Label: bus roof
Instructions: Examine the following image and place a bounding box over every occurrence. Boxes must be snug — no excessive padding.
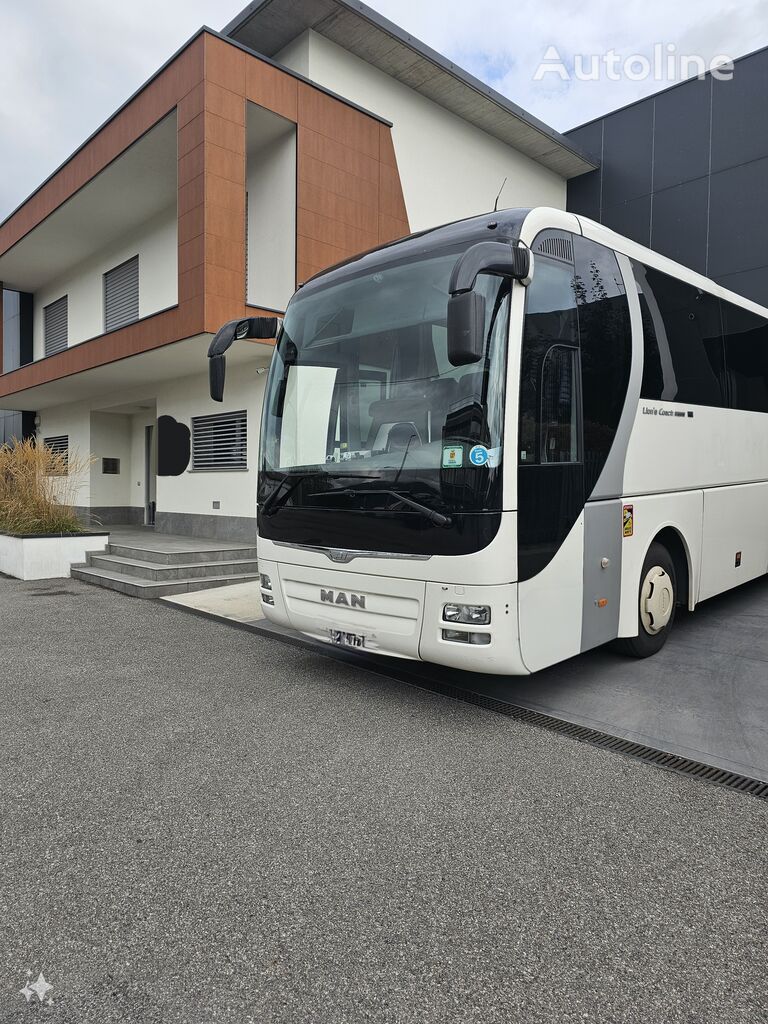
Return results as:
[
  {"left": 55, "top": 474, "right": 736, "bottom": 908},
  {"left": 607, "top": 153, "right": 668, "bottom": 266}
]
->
[{"left": 299, "top": 205, "right": 768, "bottom": 319}]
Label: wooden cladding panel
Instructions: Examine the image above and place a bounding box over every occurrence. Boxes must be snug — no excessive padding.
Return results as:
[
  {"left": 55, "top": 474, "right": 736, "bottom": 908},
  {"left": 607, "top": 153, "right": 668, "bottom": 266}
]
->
[
  {"left": 297, "top": 85, "right": 379, "bottom": 161},
  {"left": 244, "top": 58, "right": 298, "bottom": 122},
  {"left": 296, "top": 116, "right": 410, "bottom": 280},
  {"left": 201, "top": 37, "right": 247, "bottom": 334},
  {"left": 0, "top": 31, "right": 411, "bottom": 397},
  {"left": 0, "top": 300, "right": 203, "bottom": 400}
]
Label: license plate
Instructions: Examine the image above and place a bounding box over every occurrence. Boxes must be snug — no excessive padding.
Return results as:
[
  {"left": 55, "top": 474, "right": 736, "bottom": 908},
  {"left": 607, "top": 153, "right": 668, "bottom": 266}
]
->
[{"left": 329, "top": 629, "right": 365, "bottom": 648}]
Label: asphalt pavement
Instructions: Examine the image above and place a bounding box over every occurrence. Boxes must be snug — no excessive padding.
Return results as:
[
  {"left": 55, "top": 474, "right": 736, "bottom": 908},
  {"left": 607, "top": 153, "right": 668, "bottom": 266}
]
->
[{"left": 0, "top": 575, "right": 766, "bottom": 1023}]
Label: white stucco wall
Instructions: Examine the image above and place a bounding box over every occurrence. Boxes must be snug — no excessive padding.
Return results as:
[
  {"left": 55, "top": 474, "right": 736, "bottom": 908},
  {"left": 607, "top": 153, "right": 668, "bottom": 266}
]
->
[
  {"left": 275, "top": 31, "right": 567, "bottom": 232},
  {"left": 33, "top": 205, "right": 178, "bottom": 358},
  {"left": 157, "top": 364, "right": 267, "bottom": 521},
  {"left": 89, "top": 412, "right": 133, "bottom": 507},
  {"left": 246, "top": 111, "right": 297, "bottom": 311},
  {"left": 37, "top": 403, "right": 92, "bottom": 507},
  {"left": 34, "top": 353, "right": 271, "bottom": 527},
  {"left": 0, "top": 534, "right": 109, "bottom": 580},
  {"left": 274, "top": 33, "right": 310, "bottom": 77}
]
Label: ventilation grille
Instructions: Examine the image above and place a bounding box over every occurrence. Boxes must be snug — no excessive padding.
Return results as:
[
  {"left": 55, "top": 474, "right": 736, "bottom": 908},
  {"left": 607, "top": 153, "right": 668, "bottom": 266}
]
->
[
  {"left": 536, "top": 235, "right": 574, "bottom": 263},
  {"left": 191, "top": 410, "right": 247, "bottom": 471},
  {"left": 43, "top": 296, "right": 68, "bottom": 356},
  {"left": 43, "top": 434, "right": 69, "bottom": 474},
  {"left": 104, "top": 255, "right": 139, "bottom": 332}
]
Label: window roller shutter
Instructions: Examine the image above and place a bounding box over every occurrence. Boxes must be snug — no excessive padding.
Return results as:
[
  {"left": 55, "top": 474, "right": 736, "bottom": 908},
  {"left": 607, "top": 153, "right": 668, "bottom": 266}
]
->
[
  {"left": 44, "top": 296, "right": 68, "bottom": 356},
  {"left": 104, "top": 256, "right": 139, "bottom": 332}
]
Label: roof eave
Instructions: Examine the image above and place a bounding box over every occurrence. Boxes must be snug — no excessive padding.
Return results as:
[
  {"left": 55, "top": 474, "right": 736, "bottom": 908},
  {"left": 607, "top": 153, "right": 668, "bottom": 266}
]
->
[{"left": 223, "top": 0, "right": 598, "bottom": 178}]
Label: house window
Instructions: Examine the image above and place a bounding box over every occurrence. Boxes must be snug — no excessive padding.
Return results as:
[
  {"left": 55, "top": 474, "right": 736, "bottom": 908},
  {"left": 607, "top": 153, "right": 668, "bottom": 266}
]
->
[
  {"left": 104, "top": 255, "right": 139, "bottom": 332},
  {"left": 43, "top": 296, "right": 68, "bottom": 356},
  {"left": 43, "top": 434, "right": 69, "bottom": 475},
  {"left": 191, "top": 411, "right": 247, "bottom": 471}
]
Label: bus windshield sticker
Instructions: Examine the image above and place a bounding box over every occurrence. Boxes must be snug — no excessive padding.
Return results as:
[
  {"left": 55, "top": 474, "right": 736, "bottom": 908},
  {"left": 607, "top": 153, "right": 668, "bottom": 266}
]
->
[
  {"left": 442, "top": 445, "right": 464, "bottom": 468},
  {"left": 469, "top": 445, "right": 489, "bottom": 466},
  {"left": 623, "top": 505, "right": 634, "bottom": 538}
]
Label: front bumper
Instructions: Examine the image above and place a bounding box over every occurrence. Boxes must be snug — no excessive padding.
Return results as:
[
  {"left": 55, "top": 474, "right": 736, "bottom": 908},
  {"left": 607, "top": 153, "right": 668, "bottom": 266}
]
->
[{"left": 258, "top": 559, "right": 528, "bottom": 675}]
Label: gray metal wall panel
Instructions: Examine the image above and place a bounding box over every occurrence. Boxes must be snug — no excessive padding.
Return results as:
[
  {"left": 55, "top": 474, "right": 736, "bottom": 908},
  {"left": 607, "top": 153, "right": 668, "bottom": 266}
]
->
[{"left": 566, "top": 46, "right": 768, "bottom": 308}]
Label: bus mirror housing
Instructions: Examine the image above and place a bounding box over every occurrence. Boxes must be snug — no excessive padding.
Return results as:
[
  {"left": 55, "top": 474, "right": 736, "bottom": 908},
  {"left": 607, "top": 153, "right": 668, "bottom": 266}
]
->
[
  {"left": 447, "top": 241, "right": 531, "bottom": 366},
  {"left": 207, "top": 316, "right": 281, "bottom": 401},
  {"left": 447, "top": 291, "right": 486, "bottom": 365}
]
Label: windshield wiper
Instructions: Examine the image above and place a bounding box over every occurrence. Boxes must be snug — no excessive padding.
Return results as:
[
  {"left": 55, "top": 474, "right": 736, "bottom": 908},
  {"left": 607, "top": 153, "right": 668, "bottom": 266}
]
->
[
  {"left": 311, "top": 487, "right": 452, "bottom": 528},
  {"left": 262, "top": 473, "right": 362, "bottom": 516},
  {"left": 261, "top": 474, "right": 307, "bottom": 517}
]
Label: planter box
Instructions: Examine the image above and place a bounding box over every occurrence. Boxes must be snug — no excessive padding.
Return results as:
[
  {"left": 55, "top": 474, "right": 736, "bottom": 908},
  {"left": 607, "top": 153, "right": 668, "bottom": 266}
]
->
[{"left": 0, "top": 532, "right": 109, "bottom": 581}]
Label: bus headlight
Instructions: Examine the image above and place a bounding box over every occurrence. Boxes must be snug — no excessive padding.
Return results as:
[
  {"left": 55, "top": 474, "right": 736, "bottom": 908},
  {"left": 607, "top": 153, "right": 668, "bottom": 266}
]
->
[
  {"left": 260, "top": 573, "right": 272, "bottom": 591},
  {"left": 442, "top": 603, "right": 491, "bottom": 625}
]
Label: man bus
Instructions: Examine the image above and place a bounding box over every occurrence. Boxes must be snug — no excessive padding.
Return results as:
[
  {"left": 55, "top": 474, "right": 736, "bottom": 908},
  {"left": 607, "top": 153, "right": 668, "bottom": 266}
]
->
[{"left": 208, "top": 207, "right": 768, "bottom": 675}]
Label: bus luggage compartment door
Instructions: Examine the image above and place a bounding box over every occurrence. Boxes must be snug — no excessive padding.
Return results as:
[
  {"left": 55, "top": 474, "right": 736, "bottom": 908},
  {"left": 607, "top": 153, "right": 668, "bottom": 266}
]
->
[{"left": 581, "top": 499, "right": 623, "bottom": 652}]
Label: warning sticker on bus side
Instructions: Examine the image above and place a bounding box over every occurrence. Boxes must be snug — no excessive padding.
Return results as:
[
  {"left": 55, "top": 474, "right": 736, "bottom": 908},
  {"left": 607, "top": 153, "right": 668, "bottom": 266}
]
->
[{"left": 623, "top": 505, "right": 634, "bottom": 538}]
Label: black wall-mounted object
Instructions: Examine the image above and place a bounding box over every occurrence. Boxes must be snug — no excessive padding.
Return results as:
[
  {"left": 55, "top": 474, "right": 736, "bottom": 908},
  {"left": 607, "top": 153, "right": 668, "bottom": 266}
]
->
[{"left": 157, "top": 415, "right": 191, "bottom": 476}]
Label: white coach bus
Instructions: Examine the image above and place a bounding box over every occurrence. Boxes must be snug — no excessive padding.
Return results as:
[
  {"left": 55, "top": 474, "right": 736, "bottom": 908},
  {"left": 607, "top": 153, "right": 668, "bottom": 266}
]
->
[{"left": 209, "top": 207, "right": 768, "bottom": 675}]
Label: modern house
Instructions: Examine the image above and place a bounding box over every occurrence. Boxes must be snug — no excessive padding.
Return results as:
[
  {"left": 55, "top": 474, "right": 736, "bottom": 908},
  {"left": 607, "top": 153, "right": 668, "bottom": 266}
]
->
[{"left": 0, "top": 0, "right": 594, "bottom": 542}]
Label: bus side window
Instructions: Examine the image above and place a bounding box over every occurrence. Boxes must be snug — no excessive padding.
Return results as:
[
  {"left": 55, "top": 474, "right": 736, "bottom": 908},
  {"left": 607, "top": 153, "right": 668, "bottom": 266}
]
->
[
  {"left": 519, "top": 255, "right": 579, "bottom": 464},
  {"left": 722, "top": 301, "right": 768, "bottom": 413},
  {"left": 540, "top": 346, "right": 581, "bottom": 464},
  {"left": 574, "top": 236, "right": 632, "bottom": 495},
  {"left": 639, "top": 266, "right": 725, "bottom": 408}
]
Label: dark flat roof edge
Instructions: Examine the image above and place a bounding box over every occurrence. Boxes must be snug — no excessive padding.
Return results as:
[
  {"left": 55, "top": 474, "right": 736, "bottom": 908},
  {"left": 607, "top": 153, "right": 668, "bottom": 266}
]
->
[
  {"left": 223, "top": 0, "right": 598, "bottom": 174},
  {"left": 565, "top": 39, "right": 768, "bottom": 136},
  {"left": 0, "top": 26, "right": 391, "bottom": 235}
]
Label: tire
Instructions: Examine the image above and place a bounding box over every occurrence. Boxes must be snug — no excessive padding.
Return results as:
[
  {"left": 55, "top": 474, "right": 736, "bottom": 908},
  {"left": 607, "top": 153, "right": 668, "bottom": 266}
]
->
[{"left": 615, "top": 541, "right": 677, "bottom": 658}]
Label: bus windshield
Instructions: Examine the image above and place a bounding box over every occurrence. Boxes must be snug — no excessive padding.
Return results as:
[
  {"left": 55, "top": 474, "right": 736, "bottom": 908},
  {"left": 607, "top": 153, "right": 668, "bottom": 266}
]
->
[{"left": 259, "top": 246, "right": 510, "bottom": 536}]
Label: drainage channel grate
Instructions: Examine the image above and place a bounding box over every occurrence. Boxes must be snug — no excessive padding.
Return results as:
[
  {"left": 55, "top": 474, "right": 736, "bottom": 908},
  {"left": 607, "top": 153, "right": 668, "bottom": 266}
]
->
[
  {"left": 166, "top": 606, "right": 768, "bottom": 803},
  {"left": 409, "top": 679, "right": 768, "bottom": 802}
]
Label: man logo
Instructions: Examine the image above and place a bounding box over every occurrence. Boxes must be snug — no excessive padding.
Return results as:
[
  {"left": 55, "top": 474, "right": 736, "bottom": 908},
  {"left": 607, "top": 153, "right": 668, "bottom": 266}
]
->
[{"left": 320, "top": 589, "right": 366, "bottom": 609}]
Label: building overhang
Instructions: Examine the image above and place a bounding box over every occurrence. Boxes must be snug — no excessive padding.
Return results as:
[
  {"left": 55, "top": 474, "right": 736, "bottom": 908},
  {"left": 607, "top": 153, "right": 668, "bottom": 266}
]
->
[
  {"left": 1, "top": 334, "right": 274, "bottom": 411},
  {"left": 0, "top": 114, "right": 177, "bottom": 293},
  {"left": 223, "top": 0, "right": 598, "bottom": 178}
]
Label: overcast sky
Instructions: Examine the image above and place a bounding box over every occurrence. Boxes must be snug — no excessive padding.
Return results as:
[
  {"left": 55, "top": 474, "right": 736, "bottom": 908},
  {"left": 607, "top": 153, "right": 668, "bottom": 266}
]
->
[{"left": 1, "top": 0, "right": 767, "bottom": 220}]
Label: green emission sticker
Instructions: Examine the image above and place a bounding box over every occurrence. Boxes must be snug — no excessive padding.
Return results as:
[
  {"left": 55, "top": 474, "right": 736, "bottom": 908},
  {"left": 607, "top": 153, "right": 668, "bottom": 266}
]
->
[{"left": 442, "top": 445, "right": 463, "bottom": 468}]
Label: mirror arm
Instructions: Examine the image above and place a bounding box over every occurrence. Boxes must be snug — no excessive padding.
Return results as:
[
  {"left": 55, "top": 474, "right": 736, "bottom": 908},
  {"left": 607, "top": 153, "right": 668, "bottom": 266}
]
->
[
  {"left": 448, "top": 240, "right": 531, "bottom": 295},
  {"left": 207, "top": 316, "right": 281, "bottom": 402}
]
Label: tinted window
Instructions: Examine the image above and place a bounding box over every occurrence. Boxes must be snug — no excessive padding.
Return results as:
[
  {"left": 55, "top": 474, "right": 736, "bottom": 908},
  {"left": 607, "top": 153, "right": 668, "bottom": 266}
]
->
[
  {"left": 574, "top": 237, "right": 632, "bottom": 495},
  {"left": 518, "top": 247, "right": 583, "bottom": 582},
  {"left": 519, "top": 255, "right": 579, "bottom": 465},
  {"left": 722, "top": 302, "right": 768, "bottom": 413},
  {"left": 636, "top": 263, "right": 725, "bottom": 406}
]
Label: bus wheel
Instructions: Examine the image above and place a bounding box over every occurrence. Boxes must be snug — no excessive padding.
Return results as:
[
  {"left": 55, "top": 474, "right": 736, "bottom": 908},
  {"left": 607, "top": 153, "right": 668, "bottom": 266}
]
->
[{"left": 616, "top": 542, "right": 677, "bottom": 658}]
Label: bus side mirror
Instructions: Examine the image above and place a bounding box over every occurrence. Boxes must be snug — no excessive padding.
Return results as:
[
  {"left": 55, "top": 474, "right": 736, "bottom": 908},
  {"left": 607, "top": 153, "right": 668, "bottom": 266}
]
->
[
  {"left": 207, "top": 316, "right": 281, "bottom": 401},
  {"left": 209, "top": 354, "right": 226, "bottom": 402},
  {"left": 447, "top": 291, "right": 486, "bottom": 366},
  {"left": 446, "top": 241, "right": 531, "bottom": 366}
]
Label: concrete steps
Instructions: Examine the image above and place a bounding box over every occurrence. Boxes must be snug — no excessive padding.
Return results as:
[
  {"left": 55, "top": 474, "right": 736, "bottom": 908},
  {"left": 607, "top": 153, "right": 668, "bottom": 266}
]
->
[{"left": 71, "top": 537, "right": 259, "bottom": 599}]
